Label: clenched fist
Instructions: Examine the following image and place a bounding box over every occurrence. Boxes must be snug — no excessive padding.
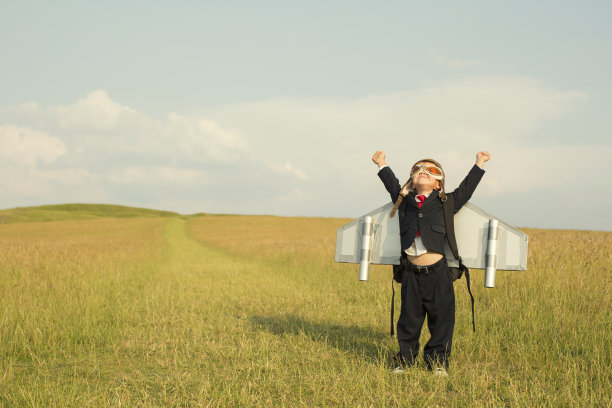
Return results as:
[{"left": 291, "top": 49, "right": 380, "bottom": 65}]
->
[
  {"left": 372, "top": 151, "right": 387, "bottom": 167},
  {"left": 476, "top": 151, "right": 491, "bottom": 168}
]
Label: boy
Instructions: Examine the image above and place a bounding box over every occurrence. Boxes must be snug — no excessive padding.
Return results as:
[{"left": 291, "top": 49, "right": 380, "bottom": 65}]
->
[{"left": 372, "top": 150, "right": 490, "bottom": 375}]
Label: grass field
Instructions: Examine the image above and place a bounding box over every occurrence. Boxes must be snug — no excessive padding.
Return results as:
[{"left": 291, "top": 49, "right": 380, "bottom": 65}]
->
[{"left": 0, "top": 205, "right": 610, "bottom": 407}]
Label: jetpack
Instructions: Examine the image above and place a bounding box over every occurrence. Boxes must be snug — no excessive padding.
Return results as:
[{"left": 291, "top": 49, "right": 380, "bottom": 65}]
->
[{"left": 334, "top": 201, "right": 528, "bottom": 287}]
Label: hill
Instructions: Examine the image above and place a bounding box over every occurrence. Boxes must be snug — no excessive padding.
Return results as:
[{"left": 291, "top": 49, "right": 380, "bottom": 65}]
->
[{"left": 0, "top": 203, "right": 182, "bottom": 224}]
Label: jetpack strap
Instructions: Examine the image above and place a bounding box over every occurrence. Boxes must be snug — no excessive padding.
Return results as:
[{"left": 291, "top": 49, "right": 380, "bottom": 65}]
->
[
  {"left": 441, "top": 193, "right": 459, "bottom": 259},
  {"left": 442, "top": 193, "right": 476, "bottom": 332},
  {"left": 390, "top": 277, "right": 395, "bottom": 336},
  {"left": 461, "top": 261, "right": 476, "bottom": 332}
]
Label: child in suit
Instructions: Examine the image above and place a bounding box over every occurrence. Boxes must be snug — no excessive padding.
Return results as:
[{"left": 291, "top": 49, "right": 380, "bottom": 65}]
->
[{"left": 372, "top": 150, "right": 490, "bottom": 375}]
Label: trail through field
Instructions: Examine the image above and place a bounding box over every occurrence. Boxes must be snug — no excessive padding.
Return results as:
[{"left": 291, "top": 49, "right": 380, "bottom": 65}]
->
[
  {"left": 163, "top": 217, "right": 237, "bottom": 276},
  {"left": 2, "top": 215, "right": 609, "bottom": 407},
  {"left": 157, "top": 217, "right": 323, "bottom": 324},
  {"left": 156, "top": 216, "right": 318, "bottom": 334},
  {"left": 159, "top": 217, "right": 263, "bottom": 303},
  {"left": 162, "top": 217, "right": 273, "bottom": 283},
  {"left": 150, "top": 217, "right": 258, "bottom": 327}
]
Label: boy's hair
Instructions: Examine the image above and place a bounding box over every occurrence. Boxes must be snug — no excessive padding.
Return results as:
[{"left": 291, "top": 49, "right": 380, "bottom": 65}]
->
[{"left": 390, "top": 158, "right": 446, "bottom": 218}]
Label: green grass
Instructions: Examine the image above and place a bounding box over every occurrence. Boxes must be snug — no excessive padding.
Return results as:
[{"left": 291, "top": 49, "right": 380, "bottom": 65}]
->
[
  {"left": 0, "top": 206, "right": 610, "bottom": 406},
  {"left": 0, "top": 203, "right": 181, "bottom": 224}
]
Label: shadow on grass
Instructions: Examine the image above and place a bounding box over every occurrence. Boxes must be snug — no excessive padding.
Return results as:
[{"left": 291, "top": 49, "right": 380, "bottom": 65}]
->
[{"left": 249, "top": 314, "right": 392, "bottom": 362}]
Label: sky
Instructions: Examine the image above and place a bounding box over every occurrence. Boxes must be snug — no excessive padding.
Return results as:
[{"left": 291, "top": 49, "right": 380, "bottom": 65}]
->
[{"left": 1, "top": 1, "right": 611, "bottom": 230}]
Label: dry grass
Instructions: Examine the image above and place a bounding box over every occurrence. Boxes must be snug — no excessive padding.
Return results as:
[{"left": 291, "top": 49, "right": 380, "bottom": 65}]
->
[{"left": 0, "top": 211, "right": 610, "bottom": 407}]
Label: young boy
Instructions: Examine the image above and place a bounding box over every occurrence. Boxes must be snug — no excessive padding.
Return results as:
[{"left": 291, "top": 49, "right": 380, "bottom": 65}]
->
[{"left": 372, "top": 150, "right": 491, "bottom": 375}]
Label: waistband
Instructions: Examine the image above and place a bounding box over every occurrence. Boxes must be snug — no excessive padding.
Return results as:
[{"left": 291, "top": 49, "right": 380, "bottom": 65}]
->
[{"left": 400, "top": 256, "right": 446, "bottom": 274}]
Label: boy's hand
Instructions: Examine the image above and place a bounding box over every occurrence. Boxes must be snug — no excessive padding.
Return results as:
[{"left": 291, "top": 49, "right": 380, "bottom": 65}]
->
[
  {"left": 372, "top": 151, "right": 387, "bottom": 167},
  {"left": 476, "top": 151, "right": 491, "bottom": 168}
]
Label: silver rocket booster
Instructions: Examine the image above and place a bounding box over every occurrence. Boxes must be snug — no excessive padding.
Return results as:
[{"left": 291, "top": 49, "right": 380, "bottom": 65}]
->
[
  {"left": 358, "top": 216, "right": 373, "bottom": 281},
  {"left": 484, "top": 219, "right": 499, "bottom": 288}
]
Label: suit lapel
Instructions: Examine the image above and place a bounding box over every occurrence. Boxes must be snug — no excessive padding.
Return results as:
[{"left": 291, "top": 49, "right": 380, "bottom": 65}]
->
[
  {"left": 420, "top": 190, "right": 440, "bottom": 208},
  {"left": 406, "top": 192, "right": 419, "bottom": 209}
]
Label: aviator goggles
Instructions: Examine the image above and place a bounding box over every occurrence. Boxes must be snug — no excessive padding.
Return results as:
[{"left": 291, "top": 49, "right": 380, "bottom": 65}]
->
[{"left": 410, "top": 164, "right": 444, "bottom": 180}]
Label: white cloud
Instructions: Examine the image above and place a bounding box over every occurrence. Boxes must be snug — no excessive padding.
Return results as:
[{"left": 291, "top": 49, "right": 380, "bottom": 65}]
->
[
  {"left": 0, "top": 126, "right": 98, "bottom": 199},
  {"left": 1, "top": 91, "right": 247, "bottom": 161},
  {"left": 2, "top": 90, "right": 138, "bottom": 131},
  {"left": 0, "top": 125, "right": 66, "bottom": 166},
  {"left": 165, "top": 113, "right": 247, "bottom": 161},
  {"left": 54, "top": 90, "right": 135, "bottom": 130}
]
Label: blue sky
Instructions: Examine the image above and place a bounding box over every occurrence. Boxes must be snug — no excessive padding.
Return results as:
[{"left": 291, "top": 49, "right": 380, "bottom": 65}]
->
[{"left": 1, "top": 1, "right": 611, "bottom": 230}]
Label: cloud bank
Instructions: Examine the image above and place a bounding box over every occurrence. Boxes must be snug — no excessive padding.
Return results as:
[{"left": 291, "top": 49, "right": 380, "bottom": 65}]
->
[
  {"left": 202, "top": 75, "right": 609, "bottom": 229},
  {"left": 1, "top": 77, "right": 610, "bottom": 229},
  {"left": 0, "top": 90, "right": 307, "bottom": 213}
]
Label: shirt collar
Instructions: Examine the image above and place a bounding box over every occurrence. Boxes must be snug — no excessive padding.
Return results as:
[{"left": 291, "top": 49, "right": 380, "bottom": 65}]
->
[{"left": 415, "top": 192, "right": 431, "bottom": 202}]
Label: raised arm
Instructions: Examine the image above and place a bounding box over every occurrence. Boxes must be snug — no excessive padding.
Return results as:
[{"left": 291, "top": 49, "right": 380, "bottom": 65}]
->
[
  {"left": 373, "top": 151, "right": 402, "bottom": 202},
  {"left": 453, "top": 151, "right": 491, "bottom": 212}
]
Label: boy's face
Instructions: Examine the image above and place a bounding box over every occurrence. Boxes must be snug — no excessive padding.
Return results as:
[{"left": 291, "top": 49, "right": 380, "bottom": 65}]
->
[{"left": 411, "top": 161, "right": 441, "bottom": 190}]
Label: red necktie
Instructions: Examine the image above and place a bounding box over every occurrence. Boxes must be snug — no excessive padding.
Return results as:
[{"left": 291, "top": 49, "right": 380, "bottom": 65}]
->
[
  {"left": 417, "top": 195, "right": 426, "bottom": 208},
  {"left": 416, "top": 195, "right": 426, "bottom": 236}
]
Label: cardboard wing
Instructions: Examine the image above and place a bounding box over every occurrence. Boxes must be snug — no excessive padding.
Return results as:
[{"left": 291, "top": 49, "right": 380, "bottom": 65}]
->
[{"left": 334, "top": 202, "right": 528, "bottom": 285}]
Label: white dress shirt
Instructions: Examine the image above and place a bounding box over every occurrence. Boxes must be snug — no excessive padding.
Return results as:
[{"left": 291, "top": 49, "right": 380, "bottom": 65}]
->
[{"left": 405, "top": 194, "right": 429, "bottom": 256}]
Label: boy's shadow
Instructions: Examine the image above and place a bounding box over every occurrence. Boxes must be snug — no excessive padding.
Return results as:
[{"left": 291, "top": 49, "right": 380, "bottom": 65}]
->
[{"left": 249, "top": 314, "right": 390, "bottom": 361}]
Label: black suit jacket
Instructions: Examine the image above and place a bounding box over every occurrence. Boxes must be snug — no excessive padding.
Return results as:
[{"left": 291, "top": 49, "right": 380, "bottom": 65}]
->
[{"left": 378, "top": 164, "right": 485, "bottom": 254}]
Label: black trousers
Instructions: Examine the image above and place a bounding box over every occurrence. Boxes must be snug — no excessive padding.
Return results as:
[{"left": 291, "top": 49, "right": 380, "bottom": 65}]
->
[{"left": 397, "top": 257, "right": 455, "bottom": 369}]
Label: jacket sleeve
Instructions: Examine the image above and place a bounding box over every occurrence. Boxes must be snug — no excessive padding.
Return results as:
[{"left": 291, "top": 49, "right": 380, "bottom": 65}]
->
[
  {"left": 452, "top": 165, "right": 485, "bottom": 213},
  {"left": 377, "top": 166, "right": 403, "bottom": 203}
]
